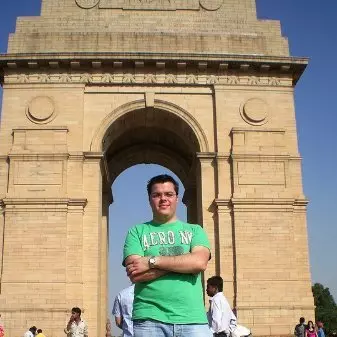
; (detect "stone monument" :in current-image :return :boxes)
[0,0,314,336]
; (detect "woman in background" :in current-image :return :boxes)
[0,314,5,337]
[306,321,318,337]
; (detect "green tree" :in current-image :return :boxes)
[312,283,337,334]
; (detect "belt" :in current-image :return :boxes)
[214,332,228,337]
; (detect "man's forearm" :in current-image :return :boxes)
[155,249,209,274]
[130,268,168,283]
[126,247,210,278]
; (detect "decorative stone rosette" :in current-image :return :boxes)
[26,96,57,124]
[240,98,269,126]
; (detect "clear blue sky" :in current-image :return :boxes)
[0,0,336,329]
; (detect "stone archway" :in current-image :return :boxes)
[92,98,210,220]
[0,0,315,336]
[91,100,212,336]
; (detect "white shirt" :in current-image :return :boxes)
[24,331,34,337]
[112,285,134,337]
[64,320,88,337]
[207,292,237,334]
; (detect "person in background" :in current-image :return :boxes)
[112,284,135,336]
[316,322,325,337]
[306,321,318,337]
[295,317,306,337]
[36,329,46,337]
[64,307,88,337]
[0,314,4,337]
[24,326,37,337]
[206,275,237,337]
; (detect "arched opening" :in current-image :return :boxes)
[108,164,187,336]
[96,102,208,335]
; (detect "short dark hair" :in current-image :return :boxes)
[37,329,42,334]
[207,276,223,292]
[30,327,37,334]
[147,174,179,196]
[300,317,305,324]
[71,307,81,315]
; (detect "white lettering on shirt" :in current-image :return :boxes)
[158,232,167,244]
[150,232,158,245]
[141,230,193,251]
[143,234,150,251]
[167,231,175,244]
[179,231,193,244]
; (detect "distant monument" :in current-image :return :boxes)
[0,0,314,336]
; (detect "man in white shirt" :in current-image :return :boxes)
[112,284,134,337]
[24,326,37,337]
[207,276,237,337]
[64,307,88,337]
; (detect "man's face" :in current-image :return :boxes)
[149,182,178,220]
[206,283,217,297]
[71,311,80,321]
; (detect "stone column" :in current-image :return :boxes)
[214,199,235,307]
[0,156,8,294]
[100,188,112,336]
[0,200,4,295]
[196,153,217,280]
[66,200,87,309]
[182,185,197,224]
[82,152,104,337]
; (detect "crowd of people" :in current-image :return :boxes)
[23,327,46,337]
[294,317,326,337]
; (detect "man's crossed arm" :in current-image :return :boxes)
[125,246,210,283]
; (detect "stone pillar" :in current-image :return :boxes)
[0,156,8,294]
[196,153,217,280]
[214,199,236,307]
[182,185,197,224]
[66,200,87,309]
[82,152,104,337]
[230,127,315,334]
[101,189,112,336]
[0,198,71,337]
[0,200,4,295]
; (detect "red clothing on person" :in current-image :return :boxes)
[306,329,318,337]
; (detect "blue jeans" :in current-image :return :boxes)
[133,319,212,337]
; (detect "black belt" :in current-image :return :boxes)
[214,333,228,337]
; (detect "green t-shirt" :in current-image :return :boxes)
[123,220,211,324]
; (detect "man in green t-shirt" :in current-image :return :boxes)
[123,174,212,337]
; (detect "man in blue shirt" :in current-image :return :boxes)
[112,284,135,337]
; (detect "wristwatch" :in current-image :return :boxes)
[148,256,156,269]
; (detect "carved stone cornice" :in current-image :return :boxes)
[8,153,69,160]
[84,152,104,162]
[214,198,232,212]
[12,126,68,132]
[237,305,314,310]
[196,152,217,160]
[2,198,87,212]
[230,154,293,161]
[231,198,308,212]
[0,53,308,86]
[3,71,293,87]
[216,153,230,160]
[231,127,285,134]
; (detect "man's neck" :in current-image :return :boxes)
[152,215,177,224]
